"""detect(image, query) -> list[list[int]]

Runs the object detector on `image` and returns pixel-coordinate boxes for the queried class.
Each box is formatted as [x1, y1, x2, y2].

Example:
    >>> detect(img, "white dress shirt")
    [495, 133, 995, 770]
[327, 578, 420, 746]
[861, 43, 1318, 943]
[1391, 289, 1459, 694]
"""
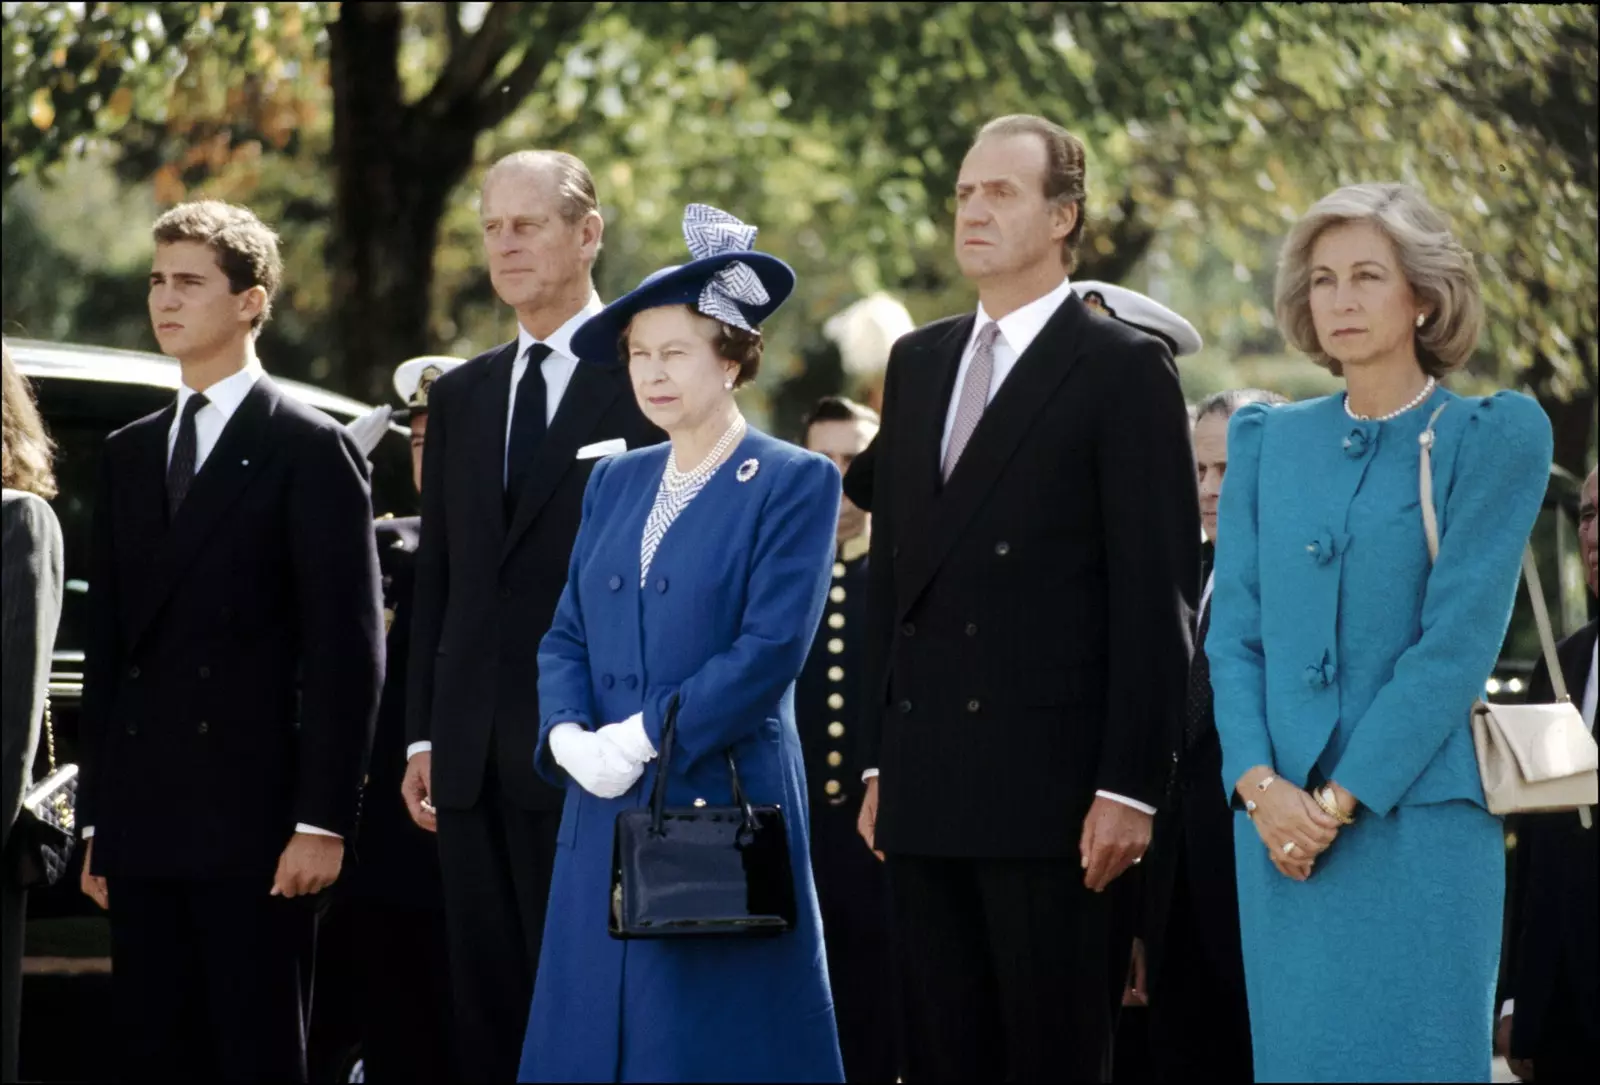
[866, 278, 1156, 817]
[84, 364, 338, 841]
[408, 294, 606, 763]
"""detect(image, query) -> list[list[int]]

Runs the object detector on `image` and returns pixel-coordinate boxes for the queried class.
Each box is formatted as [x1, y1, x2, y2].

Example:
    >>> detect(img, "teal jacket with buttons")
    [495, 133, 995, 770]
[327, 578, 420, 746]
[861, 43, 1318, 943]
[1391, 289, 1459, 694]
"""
[1208, 386, 1553, 817]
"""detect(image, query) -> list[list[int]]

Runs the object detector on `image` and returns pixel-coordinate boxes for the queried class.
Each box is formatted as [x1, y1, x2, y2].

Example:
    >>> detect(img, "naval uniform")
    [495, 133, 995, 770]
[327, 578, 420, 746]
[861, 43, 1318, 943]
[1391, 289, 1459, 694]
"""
[795, 536, 900, 1083]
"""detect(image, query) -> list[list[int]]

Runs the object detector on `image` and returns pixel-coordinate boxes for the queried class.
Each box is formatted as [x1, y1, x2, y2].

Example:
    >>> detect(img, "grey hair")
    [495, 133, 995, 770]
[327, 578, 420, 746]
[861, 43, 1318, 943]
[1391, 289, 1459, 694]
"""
[1274, 183, 1484, 378]
[1194, 388, 1289, 424]
[481, 150, 600, 226]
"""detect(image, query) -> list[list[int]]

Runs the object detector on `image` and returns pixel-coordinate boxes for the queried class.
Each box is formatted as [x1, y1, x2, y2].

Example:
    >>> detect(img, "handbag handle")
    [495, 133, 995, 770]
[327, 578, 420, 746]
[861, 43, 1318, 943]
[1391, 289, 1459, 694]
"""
[647, 695, 760, 839]
[1419, 405, 1569, 703]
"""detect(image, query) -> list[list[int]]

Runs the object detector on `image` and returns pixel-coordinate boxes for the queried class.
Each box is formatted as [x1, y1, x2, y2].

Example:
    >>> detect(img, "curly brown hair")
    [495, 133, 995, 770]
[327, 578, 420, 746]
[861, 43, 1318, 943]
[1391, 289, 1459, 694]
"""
[152, 200, 284, 332]
[1, 342, 57, 499]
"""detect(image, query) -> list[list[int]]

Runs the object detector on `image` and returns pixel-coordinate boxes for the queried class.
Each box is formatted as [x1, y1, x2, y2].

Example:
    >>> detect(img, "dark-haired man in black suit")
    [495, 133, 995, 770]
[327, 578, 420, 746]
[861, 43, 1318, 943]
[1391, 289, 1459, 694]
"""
[78, 200, 383, 1082]
[851, 115, 1199, 1083]
[401, 150, 662, 1082]
[1502, 466, 1598, 1083]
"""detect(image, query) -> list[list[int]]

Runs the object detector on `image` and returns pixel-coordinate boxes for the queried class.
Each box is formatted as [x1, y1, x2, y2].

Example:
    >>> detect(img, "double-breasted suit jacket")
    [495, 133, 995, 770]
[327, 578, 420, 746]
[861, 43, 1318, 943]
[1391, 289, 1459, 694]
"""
[406, 341, 664, 811]
[521, 429, 845, 1083]
[861, 294, 1201, 858]
[78, 376, 384, 879]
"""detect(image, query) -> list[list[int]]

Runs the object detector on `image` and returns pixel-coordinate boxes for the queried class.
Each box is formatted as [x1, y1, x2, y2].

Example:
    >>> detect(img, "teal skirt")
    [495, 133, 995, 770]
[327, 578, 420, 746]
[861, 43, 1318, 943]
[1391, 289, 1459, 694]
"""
[1233, 800, 1503, 1082]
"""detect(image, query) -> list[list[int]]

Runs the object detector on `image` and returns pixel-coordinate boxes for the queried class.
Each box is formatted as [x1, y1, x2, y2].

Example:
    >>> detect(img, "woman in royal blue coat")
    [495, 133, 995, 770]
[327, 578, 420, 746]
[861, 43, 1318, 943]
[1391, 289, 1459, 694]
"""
[517, 205, 845, 1083]
[1209, 183, 1554, 1082]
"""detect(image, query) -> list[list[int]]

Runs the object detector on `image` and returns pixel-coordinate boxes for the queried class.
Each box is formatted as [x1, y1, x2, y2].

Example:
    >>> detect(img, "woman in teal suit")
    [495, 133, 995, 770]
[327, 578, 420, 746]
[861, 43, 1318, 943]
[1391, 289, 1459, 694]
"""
[516, 206, 845, 1083]
[1209, 183, 1553, 1083]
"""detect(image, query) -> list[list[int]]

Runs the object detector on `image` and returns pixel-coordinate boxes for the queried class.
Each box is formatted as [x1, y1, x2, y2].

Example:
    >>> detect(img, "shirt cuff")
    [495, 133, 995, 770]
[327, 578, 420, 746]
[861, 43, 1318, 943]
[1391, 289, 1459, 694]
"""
[406, 741, 433, 761]
[1096, 790, 1157, 816]
[294, 824, 342, 839]
[609, 713, 657, 764]
[1501, 999, 1514, 1019]
[81, 826, 94, 839]
[861, 768, 880, 781]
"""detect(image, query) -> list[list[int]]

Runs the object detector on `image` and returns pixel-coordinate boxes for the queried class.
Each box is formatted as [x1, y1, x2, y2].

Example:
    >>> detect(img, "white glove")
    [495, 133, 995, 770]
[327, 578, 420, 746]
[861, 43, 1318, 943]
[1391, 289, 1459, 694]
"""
[345, 404, 394, 460]
[548, 723, 644, 799]
[595, 713, 657, 767]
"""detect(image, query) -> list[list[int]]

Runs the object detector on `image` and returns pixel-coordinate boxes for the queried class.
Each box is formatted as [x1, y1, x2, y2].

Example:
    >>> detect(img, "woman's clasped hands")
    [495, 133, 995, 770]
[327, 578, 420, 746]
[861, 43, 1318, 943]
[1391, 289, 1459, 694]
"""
[550, 718, 658, 799]
[1236, 767, 1343, 881]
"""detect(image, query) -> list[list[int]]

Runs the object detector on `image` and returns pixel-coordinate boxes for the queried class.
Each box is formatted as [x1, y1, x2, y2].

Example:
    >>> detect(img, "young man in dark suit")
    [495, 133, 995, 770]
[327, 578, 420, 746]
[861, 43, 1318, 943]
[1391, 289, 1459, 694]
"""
[851, 115, 1199, 1083]
[77, 201, 384, 1081]
[400, 151, 662, 1082]
[1503, 466, 1598, 1083]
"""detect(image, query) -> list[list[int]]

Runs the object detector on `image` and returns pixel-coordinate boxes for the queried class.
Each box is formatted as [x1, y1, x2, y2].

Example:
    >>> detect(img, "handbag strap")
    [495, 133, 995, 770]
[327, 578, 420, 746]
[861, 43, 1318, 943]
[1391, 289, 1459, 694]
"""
[42, 691, 56, 775]
[1418, 404, 1569, 703]
[647, 695, 758, 835]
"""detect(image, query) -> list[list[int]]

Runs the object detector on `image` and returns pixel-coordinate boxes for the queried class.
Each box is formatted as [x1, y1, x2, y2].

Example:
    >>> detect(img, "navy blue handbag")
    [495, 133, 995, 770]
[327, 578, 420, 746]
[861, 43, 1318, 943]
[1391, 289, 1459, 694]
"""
[609, 696, 796, 939]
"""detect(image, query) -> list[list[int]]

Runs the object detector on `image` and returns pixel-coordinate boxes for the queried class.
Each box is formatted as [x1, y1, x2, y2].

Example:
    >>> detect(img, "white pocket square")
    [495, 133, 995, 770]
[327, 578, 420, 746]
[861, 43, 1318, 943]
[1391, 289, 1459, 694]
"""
[576, 438, 627, 460]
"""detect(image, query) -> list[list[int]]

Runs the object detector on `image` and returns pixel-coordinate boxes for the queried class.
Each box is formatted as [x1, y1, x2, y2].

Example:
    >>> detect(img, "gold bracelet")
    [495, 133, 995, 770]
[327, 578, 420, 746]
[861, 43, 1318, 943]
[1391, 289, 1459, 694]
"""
[1314, 786, 1356, 826]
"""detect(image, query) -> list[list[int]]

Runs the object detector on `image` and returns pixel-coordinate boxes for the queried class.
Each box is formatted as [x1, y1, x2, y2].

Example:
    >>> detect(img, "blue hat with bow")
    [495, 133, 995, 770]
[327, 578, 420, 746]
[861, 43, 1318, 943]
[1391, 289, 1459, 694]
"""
[572, 204, 796, 365]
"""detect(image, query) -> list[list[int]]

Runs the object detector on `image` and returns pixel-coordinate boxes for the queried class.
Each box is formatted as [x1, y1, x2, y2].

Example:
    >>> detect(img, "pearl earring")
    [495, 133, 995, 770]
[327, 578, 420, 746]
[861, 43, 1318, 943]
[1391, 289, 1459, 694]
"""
[724, 378, 734, 391]
[1415, 313, 1426, 328]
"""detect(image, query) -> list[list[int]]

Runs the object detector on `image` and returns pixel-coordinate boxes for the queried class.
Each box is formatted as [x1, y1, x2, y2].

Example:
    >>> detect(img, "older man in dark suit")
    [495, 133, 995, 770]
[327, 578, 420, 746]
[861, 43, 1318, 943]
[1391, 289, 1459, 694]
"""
[852, 115, 1198, 1083]
[77, 201, 383, 1082]
[400, 151, 662, 1083]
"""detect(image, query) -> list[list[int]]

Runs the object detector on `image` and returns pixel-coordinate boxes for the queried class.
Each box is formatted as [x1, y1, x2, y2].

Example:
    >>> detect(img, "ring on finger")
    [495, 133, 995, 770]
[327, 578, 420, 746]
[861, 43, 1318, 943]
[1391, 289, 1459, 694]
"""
[1282, 840, 1298, 855]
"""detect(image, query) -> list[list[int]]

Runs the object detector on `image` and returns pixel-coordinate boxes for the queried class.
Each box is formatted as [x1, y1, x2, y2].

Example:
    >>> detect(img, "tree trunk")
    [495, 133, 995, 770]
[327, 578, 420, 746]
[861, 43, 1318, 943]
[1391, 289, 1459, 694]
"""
[329, 3, 481, 403]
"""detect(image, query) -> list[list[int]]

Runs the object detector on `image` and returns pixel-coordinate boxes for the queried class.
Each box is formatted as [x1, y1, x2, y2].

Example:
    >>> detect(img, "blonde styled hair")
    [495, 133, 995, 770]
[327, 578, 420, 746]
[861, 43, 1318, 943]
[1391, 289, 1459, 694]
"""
[1274, 183, 1483, 378]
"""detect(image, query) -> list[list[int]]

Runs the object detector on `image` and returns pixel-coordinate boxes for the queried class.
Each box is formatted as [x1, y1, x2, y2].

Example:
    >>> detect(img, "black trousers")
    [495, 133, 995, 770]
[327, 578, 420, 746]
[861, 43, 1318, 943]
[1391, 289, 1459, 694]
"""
[887, 854, 1113, 1083]
[1, 882, 23, 1084]
[107, 877, 314, 1082]
[435, 770, 560, 1084]
[352, 900, 452, 1083]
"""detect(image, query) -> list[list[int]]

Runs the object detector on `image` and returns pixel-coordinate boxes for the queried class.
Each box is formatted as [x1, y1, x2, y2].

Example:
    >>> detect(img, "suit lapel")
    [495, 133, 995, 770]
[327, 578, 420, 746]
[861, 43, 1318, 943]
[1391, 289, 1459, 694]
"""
[502, 360, 624, 561]
[129, 377, 280, 647]
[894, 295, 1092, 619]
[462, 343, 516, 549]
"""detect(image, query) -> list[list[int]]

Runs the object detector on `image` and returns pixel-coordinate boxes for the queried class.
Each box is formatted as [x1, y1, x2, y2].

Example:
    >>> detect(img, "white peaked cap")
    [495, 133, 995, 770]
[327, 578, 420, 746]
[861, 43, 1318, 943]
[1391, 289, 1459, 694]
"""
[393, 355, 467, 410]
[1071, 281, 1204, 358]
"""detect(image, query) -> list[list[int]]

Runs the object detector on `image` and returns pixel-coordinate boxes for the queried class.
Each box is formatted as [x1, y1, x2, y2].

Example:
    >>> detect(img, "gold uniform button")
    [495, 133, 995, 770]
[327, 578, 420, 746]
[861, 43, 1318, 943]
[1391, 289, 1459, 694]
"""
[824, 780, 841, 796]
[828, 613, 846, 629]
[828, 638, 844, 654]
[827, 751, 843, 767]
[828, 693, 844, 709]
[828, 722, 845, 738]
[833, 562, 846, 578]
[828, 666, 844, 682]
[830, 586, 846, 603]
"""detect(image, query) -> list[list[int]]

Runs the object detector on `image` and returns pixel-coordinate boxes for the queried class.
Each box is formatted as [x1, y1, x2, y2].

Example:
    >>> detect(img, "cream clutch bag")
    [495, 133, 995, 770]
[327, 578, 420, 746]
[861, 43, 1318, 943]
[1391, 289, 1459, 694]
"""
[1419, 404, 1597, 826]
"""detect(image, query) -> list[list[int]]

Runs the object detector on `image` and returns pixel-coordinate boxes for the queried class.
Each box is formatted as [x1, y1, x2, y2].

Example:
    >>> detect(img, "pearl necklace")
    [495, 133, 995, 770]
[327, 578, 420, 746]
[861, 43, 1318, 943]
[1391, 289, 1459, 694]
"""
[1343, 376, 1436, 422]
[664, 414, 746, 492]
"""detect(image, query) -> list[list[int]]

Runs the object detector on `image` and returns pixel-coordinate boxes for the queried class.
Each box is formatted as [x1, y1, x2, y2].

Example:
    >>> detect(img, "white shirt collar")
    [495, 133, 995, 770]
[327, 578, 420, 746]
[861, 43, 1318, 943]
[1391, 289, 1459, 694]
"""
[516, 291, 605, 364]
[973, 275, 1074, 358]
[177, 362, 262, 422]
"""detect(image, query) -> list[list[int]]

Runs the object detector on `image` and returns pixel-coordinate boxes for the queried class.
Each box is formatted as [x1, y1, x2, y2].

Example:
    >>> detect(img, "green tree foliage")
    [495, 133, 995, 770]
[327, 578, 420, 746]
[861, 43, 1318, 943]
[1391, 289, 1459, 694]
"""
[2, 2, 1594, 463]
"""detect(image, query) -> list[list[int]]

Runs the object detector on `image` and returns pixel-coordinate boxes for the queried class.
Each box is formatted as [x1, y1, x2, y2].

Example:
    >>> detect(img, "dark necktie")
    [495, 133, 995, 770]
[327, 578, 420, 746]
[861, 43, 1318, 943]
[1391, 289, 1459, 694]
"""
[167, 392, 209, 519]
[1182, 600, 1213, 752]
[505, 343, 554, 516]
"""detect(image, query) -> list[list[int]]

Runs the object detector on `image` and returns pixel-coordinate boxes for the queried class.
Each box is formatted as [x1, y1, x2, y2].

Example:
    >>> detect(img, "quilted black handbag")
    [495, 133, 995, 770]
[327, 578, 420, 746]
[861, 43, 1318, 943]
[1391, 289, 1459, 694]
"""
[609, 696, 796, 939]
[9, 695, 78, 889]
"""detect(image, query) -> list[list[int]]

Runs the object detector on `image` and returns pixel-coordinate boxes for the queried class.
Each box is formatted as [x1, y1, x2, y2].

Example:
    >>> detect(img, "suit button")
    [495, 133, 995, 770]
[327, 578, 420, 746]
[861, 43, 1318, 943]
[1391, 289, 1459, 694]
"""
[625, 675, 639, 690]
[994, 541, 1011, 556]
[967, 699, 981, 713]
[608, 575, 623, 592]
[602, 674, 615, 690]
[901, 622, 915, 637]
[198, 666, 211, 679]
[128, 665, 140, 679]
[500, 587, 513, 601]
[892, 545, 900, 559]
[898, 700, 913, 714]
[125, 722, 138, 736]
[965, 622, 978, 636]
[197, 721, 210, 735]
[655, 579, 668, 594]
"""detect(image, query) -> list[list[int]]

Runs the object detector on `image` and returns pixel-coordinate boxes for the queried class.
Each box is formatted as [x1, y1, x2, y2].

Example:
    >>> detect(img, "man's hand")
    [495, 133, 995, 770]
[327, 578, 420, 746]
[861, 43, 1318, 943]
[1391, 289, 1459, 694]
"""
[1122, 937, 1148, 1007]
[402, 751, 437, 833]
[79, 837, 109, 910]
[857, 776, 885, 862]
[1079, 796, 1152, 893]
[1508, 1057, 1534, 1082]
[270, 832, 343, 898]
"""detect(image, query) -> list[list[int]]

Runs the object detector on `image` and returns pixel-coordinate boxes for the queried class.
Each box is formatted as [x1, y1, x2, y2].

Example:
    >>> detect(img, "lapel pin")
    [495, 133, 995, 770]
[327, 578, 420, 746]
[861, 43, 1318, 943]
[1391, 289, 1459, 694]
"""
[241, 458, 250, 466]
[735, 458, 759, 483]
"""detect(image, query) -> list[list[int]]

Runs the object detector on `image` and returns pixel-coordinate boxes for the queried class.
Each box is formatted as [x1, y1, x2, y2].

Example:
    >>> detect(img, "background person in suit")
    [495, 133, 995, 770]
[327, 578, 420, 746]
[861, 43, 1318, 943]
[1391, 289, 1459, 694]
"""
[400, 150, 663, 1083]
[1, 342, 66, 1085]
[340, 356, 464, 1083]
[1140, 388, 1286, 1084]
[75, 201, 385, 1082]
[1503, 465, 1598, 1083]
[851, 114, 1200, 1083]
[797, 394, 901, 1084]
